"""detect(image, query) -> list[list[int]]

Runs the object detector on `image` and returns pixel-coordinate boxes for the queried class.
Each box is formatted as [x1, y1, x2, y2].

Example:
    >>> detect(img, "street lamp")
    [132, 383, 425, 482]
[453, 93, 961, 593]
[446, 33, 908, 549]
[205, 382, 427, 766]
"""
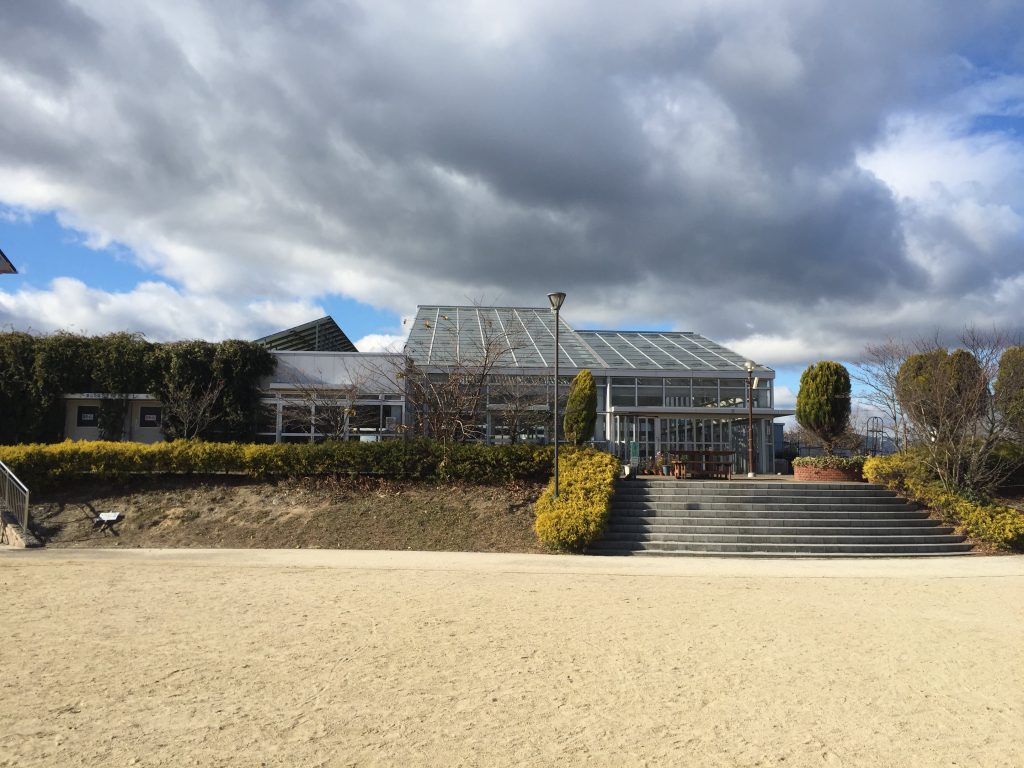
[744, 359, 756, 478]
[548, 292, 566, 498]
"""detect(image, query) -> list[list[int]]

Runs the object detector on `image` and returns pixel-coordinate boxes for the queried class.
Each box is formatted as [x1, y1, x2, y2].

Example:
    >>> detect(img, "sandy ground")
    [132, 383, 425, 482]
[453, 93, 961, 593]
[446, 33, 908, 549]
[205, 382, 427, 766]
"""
[1, 550, 1022, 768]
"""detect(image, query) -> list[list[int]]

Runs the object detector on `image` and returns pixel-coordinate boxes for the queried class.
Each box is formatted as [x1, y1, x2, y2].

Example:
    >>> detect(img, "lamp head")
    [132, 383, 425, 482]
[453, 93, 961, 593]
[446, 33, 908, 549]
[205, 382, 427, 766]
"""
[547, 292, 566, 311]
[744, 359, 756, 373]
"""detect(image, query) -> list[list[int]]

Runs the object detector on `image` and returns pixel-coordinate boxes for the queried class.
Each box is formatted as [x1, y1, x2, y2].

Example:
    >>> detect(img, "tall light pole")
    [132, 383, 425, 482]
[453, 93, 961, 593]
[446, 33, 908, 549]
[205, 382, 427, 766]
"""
[744, 360, 756, 478]
[548, 292, 566, 498]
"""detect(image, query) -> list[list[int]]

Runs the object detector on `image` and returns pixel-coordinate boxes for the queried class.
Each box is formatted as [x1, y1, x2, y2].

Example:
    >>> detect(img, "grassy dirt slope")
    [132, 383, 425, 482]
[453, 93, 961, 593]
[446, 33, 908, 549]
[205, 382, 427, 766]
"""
[29, 476, 546, 553]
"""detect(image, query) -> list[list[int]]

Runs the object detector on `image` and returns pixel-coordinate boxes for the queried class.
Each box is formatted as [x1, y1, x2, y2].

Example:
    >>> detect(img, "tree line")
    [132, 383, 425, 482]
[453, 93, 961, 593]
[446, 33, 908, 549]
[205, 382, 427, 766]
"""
[795, 328, 1024, 494]
[0, 331, 276, 444]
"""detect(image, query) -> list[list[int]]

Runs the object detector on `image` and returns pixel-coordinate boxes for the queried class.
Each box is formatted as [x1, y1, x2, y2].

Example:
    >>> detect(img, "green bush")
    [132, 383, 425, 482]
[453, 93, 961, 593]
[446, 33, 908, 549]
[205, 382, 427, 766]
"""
[864, 451, 1024, 550]
[795, 361, 851, 454]
[534, 448, 620, 551]
[0, 439, 555, 490]
[563, 369, 597, 445]
[792, 455, 866, 472]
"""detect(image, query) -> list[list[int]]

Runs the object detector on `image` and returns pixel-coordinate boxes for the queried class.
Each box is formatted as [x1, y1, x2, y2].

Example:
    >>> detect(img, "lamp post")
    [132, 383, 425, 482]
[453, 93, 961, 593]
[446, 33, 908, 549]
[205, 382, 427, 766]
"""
[744, 359, 756, 478]
[548, 292, 566, 498]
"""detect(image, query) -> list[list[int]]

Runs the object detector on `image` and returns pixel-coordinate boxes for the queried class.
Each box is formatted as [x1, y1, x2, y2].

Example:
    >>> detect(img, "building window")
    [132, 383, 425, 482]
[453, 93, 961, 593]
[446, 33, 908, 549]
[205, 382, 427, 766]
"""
[139, 406, 162, 428]
[77, 405, 99, 428]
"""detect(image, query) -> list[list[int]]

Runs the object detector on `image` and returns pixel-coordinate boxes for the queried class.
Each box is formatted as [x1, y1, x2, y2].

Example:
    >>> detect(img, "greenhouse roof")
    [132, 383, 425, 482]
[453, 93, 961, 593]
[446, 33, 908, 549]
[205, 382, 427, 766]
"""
[405, 306, 771, 374]
[255, 316, 357, 353]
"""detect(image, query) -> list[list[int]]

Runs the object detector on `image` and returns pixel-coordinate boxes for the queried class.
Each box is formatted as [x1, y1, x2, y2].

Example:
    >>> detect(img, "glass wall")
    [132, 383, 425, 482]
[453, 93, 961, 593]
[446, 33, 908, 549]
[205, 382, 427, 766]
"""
[259, 396, 404, 443]
[610, 415, 775, 474]
[600, 376, 772, 410]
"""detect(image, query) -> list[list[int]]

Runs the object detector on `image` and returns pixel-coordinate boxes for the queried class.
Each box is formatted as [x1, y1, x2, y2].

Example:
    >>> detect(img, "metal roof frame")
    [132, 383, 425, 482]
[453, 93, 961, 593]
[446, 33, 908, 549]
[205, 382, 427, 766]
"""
[0, 247, 16, 274]
[405, 305, 774, 376]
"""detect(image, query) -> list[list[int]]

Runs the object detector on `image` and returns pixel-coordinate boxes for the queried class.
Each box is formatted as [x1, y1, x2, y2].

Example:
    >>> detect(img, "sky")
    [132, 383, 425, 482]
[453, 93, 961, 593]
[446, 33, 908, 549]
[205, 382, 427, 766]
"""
[2, 0, 1024, 415]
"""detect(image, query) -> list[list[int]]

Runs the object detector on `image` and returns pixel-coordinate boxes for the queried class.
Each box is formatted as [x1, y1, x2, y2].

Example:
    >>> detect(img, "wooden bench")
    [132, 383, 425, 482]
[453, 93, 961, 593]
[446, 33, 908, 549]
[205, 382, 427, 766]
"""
[671, 450, 734, 480]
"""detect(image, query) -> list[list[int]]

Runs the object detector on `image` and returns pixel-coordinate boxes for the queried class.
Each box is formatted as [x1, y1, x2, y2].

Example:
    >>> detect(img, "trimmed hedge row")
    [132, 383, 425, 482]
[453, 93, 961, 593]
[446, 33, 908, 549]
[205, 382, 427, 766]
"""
[792, 455, 867, 472]
[864, 451, 1024, 550]
[0, 439, 555, 490]
[534, 448, 621, 551]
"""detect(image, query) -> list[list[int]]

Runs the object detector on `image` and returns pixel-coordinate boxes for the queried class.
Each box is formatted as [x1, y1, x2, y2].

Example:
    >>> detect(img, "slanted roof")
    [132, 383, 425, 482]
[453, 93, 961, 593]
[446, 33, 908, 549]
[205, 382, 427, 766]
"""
[255, 316, 357, 352]
[0, 247, 16, 274]
[405, 305, 772, 374]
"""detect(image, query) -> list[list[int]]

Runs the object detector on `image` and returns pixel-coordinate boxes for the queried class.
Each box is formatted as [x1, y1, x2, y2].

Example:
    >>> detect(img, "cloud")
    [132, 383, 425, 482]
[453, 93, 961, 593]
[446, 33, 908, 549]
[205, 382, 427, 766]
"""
[353, 333, 407, 354]
[0, 277, 322, 341]
[0, 1, 1022, 364]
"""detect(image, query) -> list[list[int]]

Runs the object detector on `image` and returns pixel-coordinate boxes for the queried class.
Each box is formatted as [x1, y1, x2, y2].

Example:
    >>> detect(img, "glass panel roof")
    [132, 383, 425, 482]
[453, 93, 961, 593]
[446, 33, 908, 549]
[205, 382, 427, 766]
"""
[406, 306, 772, 374]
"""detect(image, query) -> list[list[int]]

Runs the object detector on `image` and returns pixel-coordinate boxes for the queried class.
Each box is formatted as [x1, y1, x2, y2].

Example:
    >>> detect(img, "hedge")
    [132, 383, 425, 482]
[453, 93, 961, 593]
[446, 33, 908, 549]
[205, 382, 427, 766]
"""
[534, 448, 620, 551]
[864, 451, 1024, 550]
[0, 439, 555, 490]
[792, 455, 867, 472]
[0, 331, 275, 444]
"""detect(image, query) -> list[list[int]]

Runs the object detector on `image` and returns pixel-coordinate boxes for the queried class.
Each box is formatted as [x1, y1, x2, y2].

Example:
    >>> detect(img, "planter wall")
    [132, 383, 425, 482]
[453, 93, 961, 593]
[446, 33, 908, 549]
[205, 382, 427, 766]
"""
[793, 464, 865, 483]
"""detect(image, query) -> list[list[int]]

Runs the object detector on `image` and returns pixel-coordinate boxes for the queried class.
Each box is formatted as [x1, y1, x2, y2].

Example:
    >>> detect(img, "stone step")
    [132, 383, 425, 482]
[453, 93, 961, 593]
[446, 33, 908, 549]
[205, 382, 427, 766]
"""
[610, 508, 930, 521]
[597, 532, 966, 545]
[595, 478, 972, 557]
[606, 523, 954, 536]
[587, 548, 973, 558]
[614, 495, 905, 504]
[587, 541, 973, 555]
[618, 481, 880, 491]
[615, 487, 901, 499]
[612, 501, 919, 512]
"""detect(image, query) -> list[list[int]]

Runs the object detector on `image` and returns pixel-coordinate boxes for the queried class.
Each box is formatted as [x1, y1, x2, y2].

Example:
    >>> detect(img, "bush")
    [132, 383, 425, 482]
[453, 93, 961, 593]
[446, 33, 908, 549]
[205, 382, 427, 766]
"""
[864, 451, 1024, 550]
[0, 439, 555, 490]
[563, 369, 597, 445]
[0, 331, 275, 444]
[795, 361, 851, 454]
[792, 455, 866, 472]
[534, 448, 620, 551]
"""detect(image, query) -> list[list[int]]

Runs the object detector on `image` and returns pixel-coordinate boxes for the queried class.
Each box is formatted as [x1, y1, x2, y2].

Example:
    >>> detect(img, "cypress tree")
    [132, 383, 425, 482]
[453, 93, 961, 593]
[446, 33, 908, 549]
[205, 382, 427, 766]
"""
[795, 361, 851, 455]
[563, 369, 597, 445]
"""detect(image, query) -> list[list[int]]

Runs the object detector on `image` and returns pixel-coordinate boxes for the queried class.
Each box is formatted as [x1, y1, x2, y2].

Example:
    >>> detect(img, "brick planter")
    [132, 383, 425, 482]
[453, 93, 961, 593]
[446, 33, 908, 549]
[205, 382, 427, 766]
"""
[793, 464, 865, 483]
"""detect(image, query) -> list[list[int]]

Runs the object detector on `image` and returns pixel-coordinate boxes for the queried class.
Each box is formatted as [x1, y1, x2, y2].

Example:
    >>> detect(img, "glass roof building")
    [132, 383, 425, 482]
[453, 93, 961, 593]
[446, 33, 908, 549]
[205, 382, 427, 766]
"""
[405, 306, 793, 474]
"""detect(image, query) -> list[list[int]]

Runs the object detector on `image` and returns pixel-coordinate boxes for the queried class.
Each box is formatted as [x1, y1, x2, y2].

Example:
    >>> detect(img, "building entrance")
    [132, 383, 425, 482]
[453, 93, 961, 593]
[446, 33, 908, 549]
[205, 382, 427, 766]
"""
[612, 415, 770, 474]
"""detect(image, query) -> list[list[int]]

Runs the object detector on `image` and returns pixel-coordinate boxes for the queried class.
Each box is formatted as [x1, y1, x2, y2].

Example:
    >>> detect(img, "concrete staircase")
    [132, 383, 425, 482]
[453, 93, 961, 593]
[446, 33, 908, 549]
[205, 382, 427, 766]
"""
[589, 479, 972, 557]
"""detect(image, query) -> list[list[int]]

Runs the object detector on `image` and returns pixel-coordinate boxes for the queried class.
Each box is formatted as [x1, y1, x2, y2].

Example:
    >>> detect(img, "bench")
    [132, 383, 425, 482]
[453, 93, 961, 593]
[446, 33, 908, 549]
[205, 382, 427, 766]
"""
[671, 450, 734, 480]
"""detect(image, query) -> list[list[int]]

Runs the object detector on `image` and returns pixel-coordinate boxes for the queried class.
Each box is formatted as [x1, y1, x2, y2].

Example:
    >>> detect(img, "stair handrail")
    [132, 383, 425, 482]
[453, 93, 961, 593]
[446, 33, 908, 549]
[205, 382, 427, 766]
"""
[0, 459, 30, 534]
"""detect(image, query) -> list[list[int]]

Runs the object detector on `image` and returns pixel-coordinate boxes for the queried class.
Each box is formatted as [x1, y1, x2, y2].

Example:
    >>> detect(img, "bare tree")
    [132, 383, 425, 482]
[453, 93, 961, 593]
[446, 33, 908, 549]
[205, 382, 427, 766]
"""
[896, 327, 1023, 493]
[277, 358, 385, 442]
[852, 338, 910, 451]
[283, 371, 364, 441]
[399, 307, 532, 445]
[783, 415, 864, 455]
[487, 374, 551, 443]
[161, 378, 226, 440]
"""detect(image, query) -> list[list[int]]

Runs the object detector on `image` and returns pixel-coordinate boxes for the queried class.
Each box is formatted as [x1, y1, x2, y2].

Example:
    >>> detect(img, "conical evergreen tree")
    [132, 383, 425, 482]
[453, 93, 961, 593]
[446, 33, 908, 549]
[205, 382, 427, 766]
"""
[796, 361, 851, 454]
[563, 369, 597, 445]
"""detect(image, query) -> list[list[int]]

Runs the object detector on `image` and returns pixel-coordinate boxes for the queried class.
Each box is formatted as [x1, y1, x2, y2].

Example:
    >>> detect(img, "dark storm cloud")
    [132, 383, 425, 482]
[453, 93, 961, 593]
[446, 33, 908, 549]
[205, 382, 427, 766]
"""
[1, 0, 1023, 360]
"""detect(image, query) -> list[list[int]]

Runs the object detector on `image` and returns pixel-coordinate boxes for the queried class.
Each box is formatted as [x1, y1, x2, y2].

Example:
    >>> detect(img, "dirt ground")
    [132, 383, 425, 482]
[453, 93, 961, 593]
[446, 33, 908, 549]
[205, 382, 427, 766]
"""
[28, 476, 546, 553]
[1, 549, 1022, 768]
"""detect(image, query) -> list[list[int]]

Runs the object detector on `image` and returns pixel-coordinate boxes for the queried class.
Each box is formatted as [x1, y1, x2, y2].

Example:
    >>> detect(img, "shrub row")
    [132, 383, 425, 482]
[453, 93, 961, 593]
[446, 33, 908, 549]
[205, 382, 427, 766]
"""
[791, 455, 867, 471]
[0, 439, 555, 490]
[864, 451, 1024, 550]
[534, 449, 621, 551]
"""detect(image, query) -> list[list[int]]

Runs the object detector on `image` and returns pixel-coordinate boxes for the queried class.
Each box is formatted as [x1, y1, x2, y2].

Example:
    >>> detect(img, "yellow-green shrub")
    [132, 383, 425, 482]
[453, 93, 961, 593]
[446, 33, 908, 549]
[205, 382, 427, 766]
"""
[534, 448, 620, 551]
[865, 452, 1024, 550]
[0, 438, 555, 489]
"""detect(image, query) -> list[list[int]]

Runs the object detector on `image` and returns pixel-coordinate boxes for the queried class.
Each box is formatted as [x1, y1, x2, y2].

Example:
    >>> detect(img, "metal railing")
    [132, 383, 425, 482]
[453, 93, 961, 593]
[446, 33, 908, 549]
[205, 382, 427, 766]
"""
[0, 459, 30, 535]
